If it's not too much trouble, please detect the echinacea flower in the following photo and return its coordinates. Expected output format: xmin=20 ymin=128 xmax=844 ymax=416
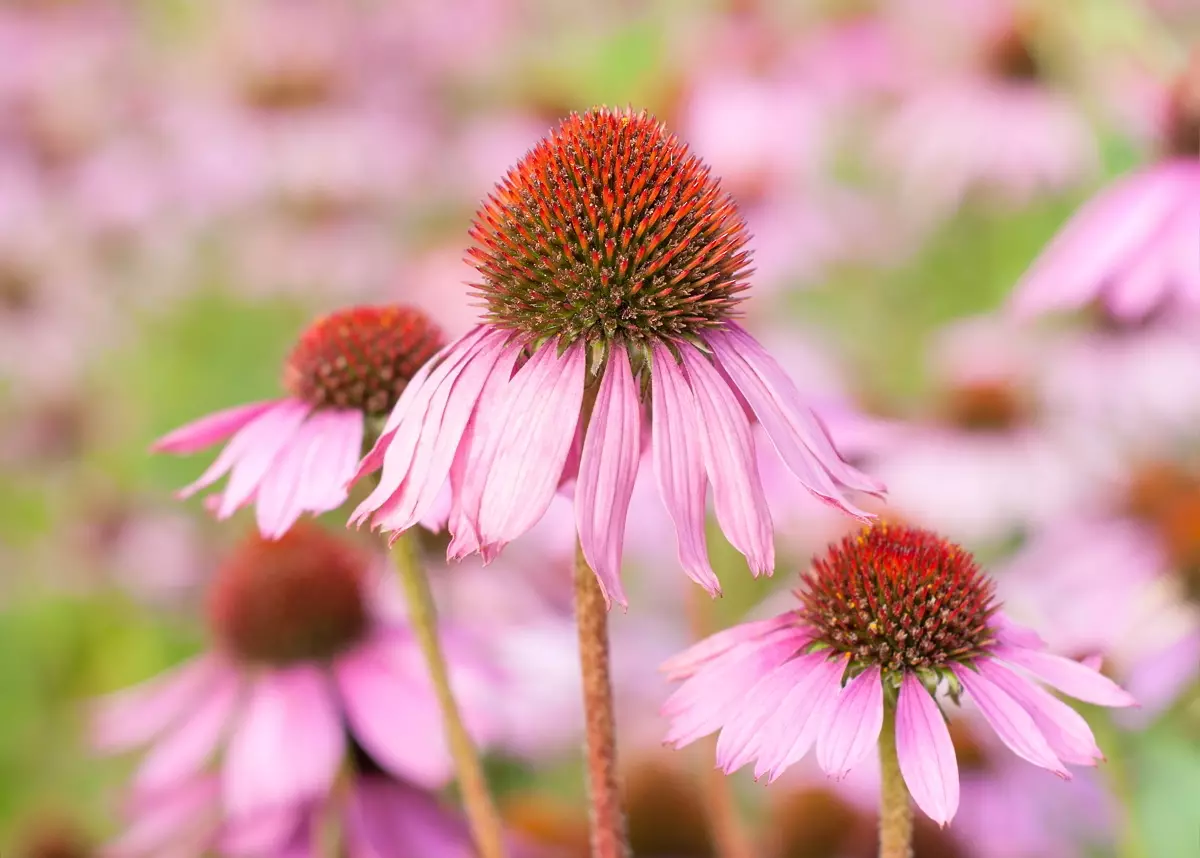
xmin=661 ymin=523 xmax=1135 ymax=826
xmin=92 ymin=524 xmax=495 ymax=817
xmin=153 ymin=305 xmax=444 ymax=538
xmin=351 ymin=107 xmax=883 ymax=606
xmin=1010 ymin=51 xmax=1200 ymax=320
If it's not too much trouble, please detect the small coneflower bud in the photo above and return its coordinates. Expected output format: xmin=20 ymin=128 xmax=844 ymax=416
xmin=801 ymin=523 xmax=997 ymax=677
xmin=467 ymin=106 xmax=752 ymax=357
xmin=1165 ymin=50 xmax=1200 ymax=158
xmin=155 ymin=303 xmax=445 ymax=538
xmin=939 ymin=378 xmax=1029 ymax=432
xmin=207 ymin=523 xmax=370 ymax=665
xmin=283 ymin=305 xmax=445 ymax=419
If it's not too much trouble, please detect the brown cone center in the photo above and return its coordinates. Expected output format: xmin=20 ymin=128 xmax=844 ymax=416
xmin=940 ymin=379 xmax=1028 ymax=432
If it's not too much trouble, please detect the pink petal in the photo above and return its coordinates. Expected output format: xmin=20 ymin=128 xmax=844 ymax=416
xmin=993 ymin=645 xmax=1137 ymax=707
xmin=132 ymin=671 xmax=241 ymax=794
xmin=650 ymin=343 xmax=719 ymax=593
xmin=1125 ymin=629 xmax=1200 ymax=716
xmin=952 ymin=665 xmax=1068 ymax=776
xmin=91 ymin=656 xmax=224 ymax=752
xmin=152 ymin=401 xmax=278 ymax=454
xmin=816 ymin=665 xmax=884 ymax=778
xmin=895 ymin=673 xmax=959 ymax=826
xmin=575 ymin=347 xmax=640 ymax=608
xmin=975 ymin=658 xmax=1101 ymax=766
xmin=755 ymin=655 xmax=846 ymax=782
xmin=176 ymin=401 xmax=304 ymax=501
xmin=333 ymin=633 xmax=455 ymax=787
xmin=714 ymin=652 xmax=823 ymax=773
xmin=678 ymin=343 xmax=774 ymax=576
xmin=223 ymin=667 xmax=345 ymax=816
xmin=218 ymin=802 xmax=301 ymax=856
xmin=347 ymin=777 xmax=475 ymax=858
xmin=476 ymin=340 xmax=585 ymax=548
xmin=105 ymin=779 xmax=219 ymax=857
xmin=659 ymin=614 xmax=804 ymax=681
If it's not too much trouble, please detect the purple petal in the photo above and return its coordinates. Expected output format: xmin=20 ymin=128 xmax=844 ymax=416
xmin=994 ymin=645 xmax=1137 ymax=707
xmin=346 ymin=777 xmax=476 ymax=858
xmin=223 ymin=666 xmax=345 ymax=816
xmin=678 ymin=343 xmax=774 ymax=576
xmin=575 ymin=348 xmax=641 ymax=608
xmin=477 ymin=340 xmax=585 ymax=548
xmin=755 ymin=655 xmax=846 ymax=782
xmin=952 ymin=665 xmax=1068 ymax=776
xmin=650 ymin=343 xmax=718 ymax=593
xmin=816 ymin=666 xmax=884 ymax=778
xmin=976 ymin=658 xmax=1102 ymax=766
xmin=895 ymin=673 xmax=959 ymax=826
xmin=1125 ymin=629 xmax=1200 ymax=716
xmin=152 ymin=401 xmax=278 ymax=454
xmin=715 ymin=652 xmax=823 ymax=773
xmin=333 ymin=633 xmax=456 ymax=787
xmin=91 ymin=656 xmax=224 ymax=752
xmin=660 ymin=614 xmax=805 ymax=681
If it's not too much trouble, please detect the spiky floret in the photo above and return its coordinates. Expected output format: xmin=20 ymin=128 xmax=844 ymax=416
xmin=1165 ymin=51 xmax=1200 ymax=158
xmin=207 ymin=524 xmax=370 ymax=665
xmin=466 ymin=107 xmax=753 ymax=354
xmin=283 ymin=305 xmax=444 ymax=418
xmin=799 ymin=524 xmax=998 ymax=675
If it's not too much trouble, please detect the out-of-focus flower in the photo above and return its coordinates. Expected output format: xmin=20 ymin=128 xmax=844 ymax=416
xmin=352 ymin=107 xmax=883 ymax=607
xmin=863 ymin=317 xmax=1099 ymax=547
xmin=662 ymin=523 xmax=1134 ymax=826
xmin=1010 ymin=51 xmax=1200 ymax=320
xmin=873 ymin=16 xmax=1096 ymax=218
xmin=10 ymin=814 xmax=94 ymax=858
xmin=92 ymin=524 xmax=497 ymax=816
xmin=154 ymin=305 xmax=444 ymax=538
xmin=1002 ymin=460 xmax=1200 ymax=717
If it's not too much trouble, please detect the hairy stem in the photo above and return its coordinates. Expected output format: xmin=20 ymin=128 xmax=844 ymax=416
xmin=878 ymin=701 xmax=913 ymax=858
xmin=574 ymin=541 xmax=629 ymax=858
xmin=393 ymin=531 xmax=508 ymax=858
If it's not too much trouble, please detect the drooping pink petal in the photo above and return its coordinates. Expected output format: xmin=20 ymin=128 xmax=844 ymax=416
xmin=370 ymin=332 xmax=512 ymax=534
xmin=993 ymin=645 xmax=1137 ymax=707
xmin=1105 ymin=197 xmax=1189 ymax=319
xmin=952 ymin=665 xmax=1068 ymax=777
xmin=152 ymin=401 xmax=279 ymax=454
xmin=651 ymin=343 xmax=719 ymax=593
xmin=714 ymin=652 xmax=823 ymax=773
xmin=659 ymin=614 xmax=805 ymax=681
xmin=217 ymin=799 xmax=301 ymax=856
xmin=756 ymin=655 xmax=846 ymax=782
xmin=992 ymin=614 xmax=1047 ymax=650
xmin=816 ymin=665 xmax=884 ymax=778
xmin=975 ymin=658 xmax=1101 ymax=766
xmin=223 ymin=667 xmax=345 ymax=815
xmin=678 ymin=343 xmax=774 ymax=576
xmin=1125 ymin=629 xmax=1200 ymax=716
xmin=92 ymin=656 xmax=225 ymax=752
xmin=476 ymin=340 xmax=585 ymax=548
xmin=347 ymin=777 xmax=476 ymax=858
xmin=333 ymin=633 xmax=455 ymax=787
xmin=895 ymin=672 xmax=959 ymax=826
xmin=575 ymin=347 xmax=640 ymax=608
xmin=105 ymin=778 xmax=220 ymax=858
xmin=132 ymin=670 xmax=241 ymax=794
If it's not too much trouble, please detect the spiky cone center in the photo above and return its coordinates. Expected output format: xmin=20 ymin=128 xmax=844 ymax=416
xmin=939 ymin=378 xmax=1029 ymax=432
xmin=207 ymin=524 xmax=371 ymax=666
xmin=1165 ymin=52 xmax=1200 ymax=158
xmin=467 ymin=107 xmax=752 ymax=361
xmin=799 ymin=524 xmax=998 ymax=678
xmin=282 ymin=305 xmax=445 ymax=419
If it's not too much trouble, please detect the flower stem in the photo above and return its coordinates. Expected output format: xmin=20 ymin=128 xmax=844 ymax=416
xmin=574 ymin=540 xmax=629 ymax=858
xmin=878 ymin=700 xmax=913 ymax=858
xmin=392 ymin=531 xmax=509 ymax=858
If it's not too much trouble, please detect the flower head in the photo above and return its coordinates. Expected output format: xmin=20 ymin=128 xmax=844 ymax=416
xmin=353 ymin=107 xmax=882 ymax=606
xmin=154 ymin=304 xmax=444 ymax=538
xmin=661 ymin=523 xmax=1135 ymax=826
xmin=92 ymin=524 xmax=495 ymax=817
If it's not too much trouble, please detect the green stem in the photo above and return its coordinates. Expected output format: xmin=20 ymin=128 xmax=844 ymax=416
xmin=393 ymin=531 xmax=509 ymax=858
xmin=878 ymin=701 xmax=913 ymax=858
xmin=574 ymin=541 xmax=629 ymax=858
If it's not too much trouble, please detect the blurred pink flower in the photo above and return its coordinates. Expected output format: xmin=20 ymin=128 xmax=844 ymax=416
xmin=155 ymin=306 xmax=444 ymax=538
xmin=352 ymin=108 xmax=882 ymax=607
xmin=92 ymin=524 xmax=497 ymax=818
xmin=661 ymin=524 xmax=1135 ymax=826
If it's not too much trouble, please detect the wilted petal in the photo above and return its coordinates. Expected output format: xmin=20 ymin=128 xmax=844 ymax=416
xmin=895 ymin=672 xmax=959 ymax=826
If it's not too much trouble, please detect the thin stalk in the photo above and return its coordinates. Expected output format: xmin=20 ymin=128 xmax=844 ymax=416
xmin=392 ymin=531 xmax=509 ymax=858
xmin=574 ymin=540 xmax=629 ymax=858
xmin=878 ymin=701 xmax=913 ymax=858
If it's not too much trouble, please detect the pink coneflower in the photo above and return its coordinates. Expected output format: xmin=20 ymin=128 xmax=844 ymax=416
xmin=661 ymin=523 xmax=1135 ymax=826
xmin=1011 ymin=52 xmax=1200 ymax=320
xmin=153 ymin=305 xmax=444 ymax=538
xmin=92 ymin=524 xmax=494 ymax=816
xmin=351 ymin=107 xmax=883 ymax=606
